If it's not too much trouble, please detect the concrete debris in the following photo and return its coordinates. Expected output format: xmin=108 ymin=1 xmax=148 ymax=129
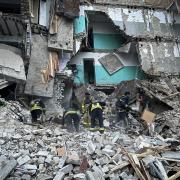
xmin=17 ymin=155 xmax=31 ymax=166
xmin=1 ymin=0 xmax=180 ymax=179
xmin=0 ymin=159 xmax=17 ymax=180
xmin=0 ymin=81 xmax=180 ymax=180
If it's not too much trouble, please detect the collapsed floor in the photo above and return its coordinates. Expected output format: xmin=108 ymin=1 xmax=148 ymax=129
xmin=0 ymin=76 xmax=180 ymax=180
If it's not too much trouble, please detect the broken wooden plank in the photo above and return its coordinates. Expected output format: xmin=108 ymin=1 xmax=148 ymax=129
xmin=140 ymin=160 xmax=151 ymax=180
xmin=157 ymin=157 xmax=180 ymax=163
xmin=161 ymin=92 xmax=180 ymax=100
xmin=168 ymin=171 xmax=180 ymax=180
xmin=131 ymin=154 xmax=141 ymax=168
xmin=121 ymin=146 xmax=146 ymax=180
xmin=0 ymin=159 xmax=17 ymax=180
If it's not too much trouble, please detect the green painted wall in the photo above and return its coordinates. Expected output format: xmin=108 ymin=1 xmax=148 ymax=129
xmin=74 ymin=16 xmax=86 ymax=35
xmin=93 ymin=33 xmax=125 ymax=49
xmin=74 ymin=64 xmax=144 ymax=85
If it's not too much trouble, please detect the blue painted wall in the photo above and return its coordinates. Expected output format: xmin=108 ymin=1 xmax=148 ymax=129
xmin=74 ymin=65 xmax=144 ymax=85
xmin=93 ymin=33 xmax=125 ymax=49
xmin=74 ymin=16 xmax=86 ymax=35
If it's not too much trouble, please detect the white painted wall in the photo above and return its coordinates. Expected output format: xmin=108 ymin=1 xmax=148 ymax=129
xmin=39 ymin=0 xmax=47 ymax=26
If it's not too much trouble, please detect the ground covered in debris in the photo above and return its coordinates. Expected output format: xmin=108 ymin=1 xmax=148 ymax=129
xmin=0 ymin=94 xmax=180 ymax=180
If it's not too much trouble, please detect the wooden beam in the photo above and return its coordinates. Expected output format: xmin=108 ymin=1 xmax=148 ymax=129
xmin=168 ymin=171 xmax=180 ymax=180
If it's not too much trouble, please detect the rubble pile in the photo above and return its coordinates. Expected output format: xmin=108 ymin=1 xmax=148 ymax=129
xmin=0 ymin=99 xmax=31 ymax=123
xmin=44 ymin=77 xmax=65 ymax=119
xmin=52 ymin=78 xmax=65 ymax=115
xmin=138 ymin=77 xmax=180 ymax=138
xmin=0 ymin=118 xmax=180 ymax=180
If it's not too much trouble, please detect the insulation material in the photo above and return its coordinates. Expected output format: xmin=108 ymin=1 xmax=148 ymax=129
xmin=41 ymin=51 xmax=59 ymax=84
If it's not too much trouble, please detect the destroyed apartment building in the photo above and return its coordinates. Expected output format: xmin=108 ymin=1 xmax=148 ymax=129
xmin=0 ymin=0 xmax=180 ymax=112
xmin=0 ymin=0 xmax=180 ymax=179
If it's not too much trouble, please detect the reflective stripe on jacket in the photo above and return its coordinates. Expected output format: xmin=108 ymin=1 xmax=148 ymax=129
xmin=30 ymin=104 xmax=42 ymax=111
xmin=91 ymin=103 xmax=102 ymax=112
xmin=64 ymin=110 xmax=80 ymax=117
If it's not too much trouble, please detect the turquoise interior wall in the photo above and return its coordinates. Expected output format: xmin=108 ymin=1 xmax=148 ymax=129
xmin=74 ymin=16 xmax=86 ymax=35
xmin=93 ymin=33 xmax=125 ymax=49
xmin=74 ymin=64 xmax=144 ymax=85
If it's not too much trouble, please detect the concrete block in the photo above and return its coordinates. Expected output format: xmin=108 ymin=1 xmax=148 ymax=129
xmin=45 ymin=155 xmax=53 ymax=164
xmin=23 ymin=164 xmax=37 ymax=170
xmin=58 ymin=156 xmax=67 ymax=168
xmin=37 ymin=174 xmax=53 ymax=180
xmin=38 ymin=156 xmax=45 ymax=164
xmin=21 ymin=174 xmax=31 ymax=180
xmin=60 ymin=164 xmax=73 ymax=174
xmin=53 ymin=171 xmax=65 ymax=180
xmin=87 ymin=141 xmax=96 ymax=155
xmin=85 ymin=171 xmax=96 ymax=180
xmin=102 ymin=149 xmax=115 ymax=157
xmin=37 ymin=151 xmax=49 ymax=157
xmin=53 ymin=156 xmax=60 ymax=164
xmin=73 ymin=173 xmax=86 ymax=180
xmin=66 ymin=151 xmax=80 ymax=165
xmin=17 ymin=155 xmax=31 ymax=166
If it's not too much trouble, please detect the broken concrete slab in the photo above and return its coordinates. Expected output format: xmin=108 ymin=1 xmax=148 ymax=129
xmin=37 ymin=151 xmax=49 ymax=157
xmin=0 ymin=159 xmax=17 ymax=180
xmin=85 ymin=171 xmax=96 ymax=180
xmin=60 ymin=164 xmax=73 ymax=174
xmin=0 ymin=48 xmax=26 ymax=82
xmin=53 ymin=171 xmax=65 ymax=180
xmin=48 ymin=16 xmax=73 ymax=52
xmin=58 ymin=156 xmax=67 ymax=169
xmin=73 ymin=173 xmax=86 ymax=180
xmin=37 ymin=174 xmax=53 ymax=180
xmin=17 ymin=155 xmax=31 ymax=166
xmin=66 ymin=151 xmax=80 ymax=165
xmin=25 ymin=34 xmax=54 ymax=97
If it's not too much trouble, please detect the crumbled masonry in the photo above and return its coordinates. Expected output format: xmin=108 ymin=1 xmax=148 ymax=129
xmin=0 ymin=0 xmax=180 ymax=179
xmin=0 ymin=75 xmax=180 ymax=180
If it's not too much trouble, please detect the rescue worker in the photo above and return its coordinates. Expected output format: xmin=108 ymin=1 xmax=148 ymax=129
xmin=89 ymin=99 xmax=105 ymax=132
xmin=81 ymin=92 xmax=92 ymax=126
xmin=62 ymin=104 xmax=81 ymax=132
xmin=30 ymin=99 xmax=45 ymax=123
xmin=116 ymin=91 xmax=130 ymax=127
xmin=136 ymin=88 xmax=148 ymax=114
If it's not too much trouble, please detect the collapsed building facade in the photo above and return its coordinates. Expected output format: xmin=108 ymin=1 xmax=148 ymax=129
xmin=1 ymin=1 xmax=180 ymax=180
xmin=0 ymin=0 xmax=180 ymax=115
